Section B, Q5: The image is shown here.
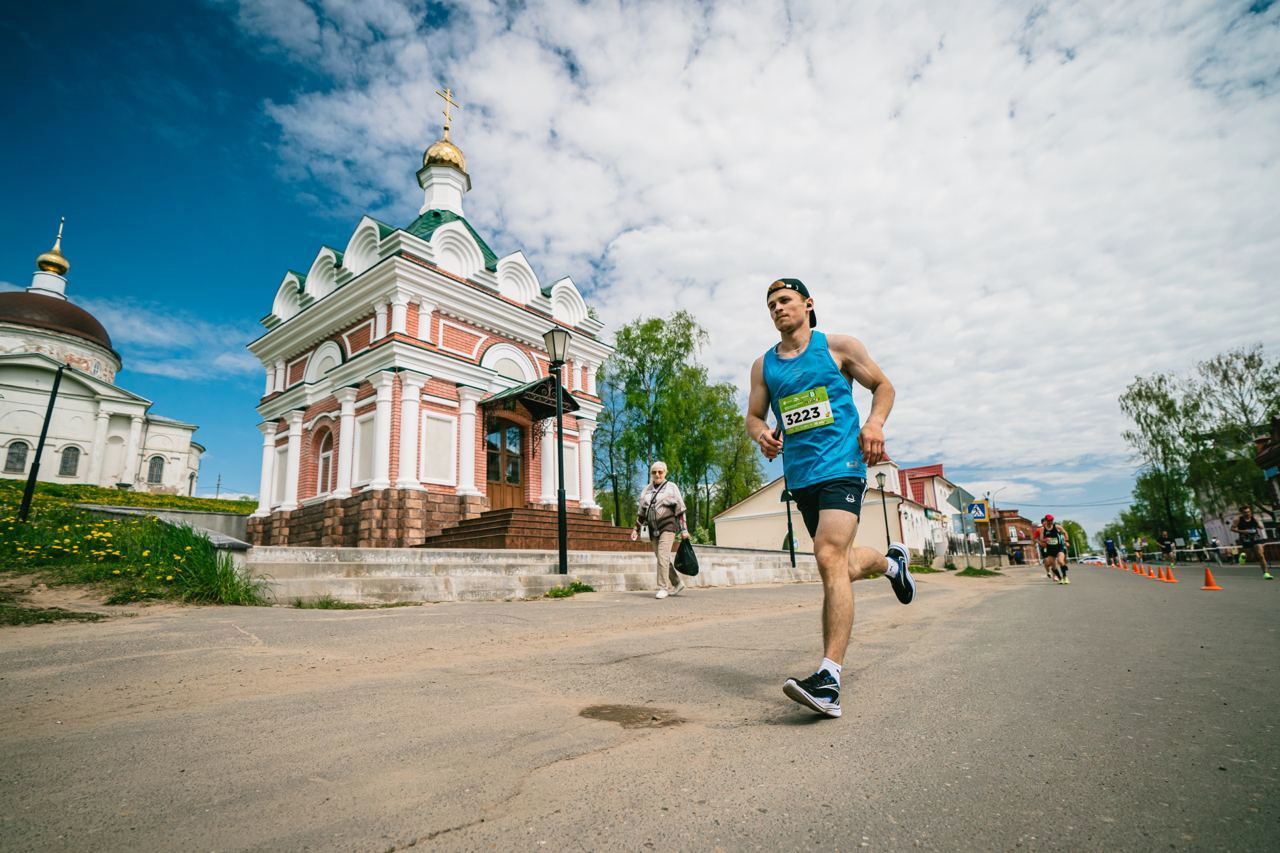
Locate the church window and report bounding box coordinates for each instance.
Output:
[4,441,28,473]
[59,446,81,476]
[316,432,334,495]
[147,455,165,484]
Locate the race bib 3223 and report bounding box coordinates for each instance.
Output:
[779,386,835,434]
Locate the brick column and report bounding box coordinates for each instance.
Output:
[457,386,484,496]
[333,387,357,499]
[578,418,598,509]
[253,422,278,516]
[281,410,304,511]
[390,294,410,335]
[396,373,428,488]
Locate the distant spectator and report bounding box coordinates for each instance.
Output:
[631,461,690,599]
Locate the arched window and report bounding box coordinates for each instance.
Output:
[316,431,334,496]
[4,441,28,473]
[147,455,165,484]
[59,446,81,476]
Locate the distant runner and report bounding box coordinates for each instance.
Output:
[746,278,913,719]
[1104,536,1119,567]
[1034,514,1069,584]
[1232,506,1272,580]
[1158,530,1176,565]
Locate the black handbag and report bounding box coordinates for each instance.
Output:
[674,538,699,576]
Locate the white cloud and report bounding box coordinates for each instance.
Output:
[78,296,262,382]
[226,0,1280,509]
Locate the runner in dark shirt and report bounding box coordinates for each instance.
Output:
[1232,506,1271,579]
[1158,531,1176,564]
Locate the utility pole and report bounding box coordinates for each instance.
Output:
[215,474,222,500]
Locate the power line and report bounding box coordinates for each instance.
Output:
[1011,498,1132,508]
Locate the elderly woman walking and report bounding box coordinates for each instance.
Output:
[630,461,691,599]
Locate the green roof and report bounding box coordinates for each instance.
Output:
[405,209,499,272]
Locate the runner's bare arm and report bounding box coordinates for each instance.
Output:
[746,356,782,460]
[828,334,894,465]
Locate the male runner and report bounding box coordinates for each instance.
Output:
[746,278,912,719]
[1158,530,1176,565]
[1034,515,1069,583]
[1232,505,1272,579]
[1104,536,1119,567]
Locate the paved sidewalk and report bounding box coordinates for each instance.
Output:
[1,565,1276,850]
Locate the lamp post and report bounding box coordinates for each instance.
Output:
[19,364,66,522]
[542,326,573,575]
[875,471,891,549]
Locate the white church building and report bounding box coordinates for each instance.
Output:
[0,225,204,494]
[246,92,613,548]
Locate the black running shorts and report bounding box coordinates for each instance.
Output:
[788,477,866,539]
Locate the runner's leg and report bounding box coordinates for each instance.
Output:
[811,509,861,665]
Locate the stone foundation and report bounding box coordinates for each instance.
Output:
[247,489,488,548]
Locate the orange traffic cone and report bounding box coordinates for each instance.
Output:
[1201,567,1223,591]
[1166,565,1179,584]
[1147,565,1156,579]
[1132,562,1142,574]
[1158,565,1168,582]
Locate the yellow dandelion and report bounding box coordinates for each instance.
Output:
[165,575,173,581]
[112,569,121,575]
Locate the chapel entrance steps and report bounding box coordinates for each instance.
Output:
[244,545,819,604]
[416,507,651,552]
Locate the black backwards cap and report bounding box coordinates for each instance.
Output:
[766,278,817,327]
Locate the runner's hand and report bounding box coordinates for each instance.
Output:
[681,531,690,540]
[757,427,783,460]
[859,422,886,464]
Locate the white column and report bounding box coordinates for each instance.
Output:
[281,410,304,511]
[333,388,357,499]
[88,410,110,486]
[457,386,484,496]
[253,422,278,516]
[390,294,410,336]
[585,361,597,396]
[578,419,598,509]
[396,373,427,489]
[122,415,143,486]
[539,420,555,505]
[274,359,285,392]
[263,367,275,396]
[415,299,434,342]
[370,371,396,489]
[374,301,388,340]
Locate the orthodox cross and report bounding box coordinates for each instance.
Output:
[435,87,461,138]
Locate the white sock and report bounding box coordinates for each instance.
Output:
[819,658,842,683]
[883,556,900,578]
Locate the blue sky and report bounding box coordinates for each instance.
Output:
[3,1,1277,538]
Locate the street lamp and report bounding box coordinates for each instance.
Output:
[875,471,891,549]
[542,326,573,575]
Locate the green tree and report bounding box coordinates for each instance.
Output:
[1060,519,1088,556]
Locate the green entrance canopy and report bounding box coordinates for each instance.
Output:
[481,377,580,421]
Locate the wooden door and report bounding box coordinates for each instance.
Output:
[485,419,524,509]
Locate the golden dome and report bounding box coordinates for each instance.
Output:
[36,218,69,276]
[424,136,467,173]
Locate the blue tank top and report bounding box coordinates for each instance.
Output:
[762,330,865,489]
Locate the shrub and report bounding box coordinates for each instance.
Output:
[545,580,595,598]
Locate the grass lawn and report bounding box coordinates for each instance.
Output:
[1,480,267,608]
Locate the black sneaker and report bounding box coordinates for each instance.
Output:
[783,670,841,718]
[886,542,914,604]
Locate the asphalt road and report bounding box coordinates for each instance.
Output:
[1,561,1276,851]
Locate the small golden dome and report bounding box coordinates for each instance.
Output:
[36,218,69,276]
[424,136,467,173]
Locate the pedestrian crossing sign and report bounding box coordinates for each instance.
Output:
[967,501,989,521]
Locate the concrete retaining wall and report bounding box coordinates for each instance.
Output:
[247,544,821,604]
